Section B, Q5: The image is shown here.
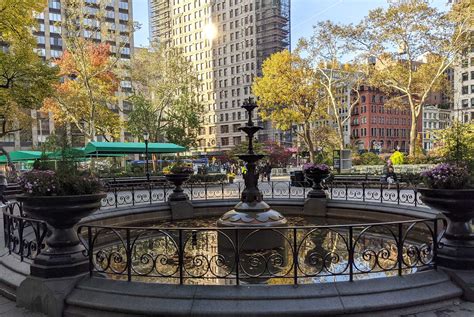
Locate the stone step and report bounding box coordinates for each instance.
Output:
[64,270,463,316]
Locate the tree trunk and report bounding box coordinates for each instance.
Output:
[303,123,316,163]
[409,111,417,156]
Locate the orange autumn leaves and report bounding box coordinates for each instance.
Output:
[43,40,121,140]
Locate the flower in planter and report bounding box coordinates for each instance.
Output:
[19,169,103,196]
[163,162,194,175]
[303,163,330,175]
[421,163,469,190]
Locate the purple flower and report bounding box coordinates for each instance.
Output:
[303,163,330,174]
[421,163,469,189]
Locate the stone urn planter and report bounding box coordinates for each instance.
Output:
[304,171,330,198]
[165,173,191,201]
[17,193,106,278]
[418,188,474,270]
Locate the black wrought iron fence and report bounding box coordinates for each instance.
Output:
[99,181,425,209]
[2,204,48,261]
[76,218,440,285]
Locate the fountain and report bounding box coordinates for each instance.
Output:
[217,98,287,251]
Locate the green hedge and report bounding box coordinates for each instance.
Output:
[189,174,227,183]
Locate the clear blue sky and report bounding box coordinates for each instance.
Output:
[132,0,450,48]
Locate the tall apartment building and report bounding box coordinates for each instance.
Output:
[148,0,290,153]
[454,50,474,122]
[450,0,473,123]
[0,0,134,152]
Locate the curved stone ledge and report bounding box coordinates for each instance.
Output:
[64,270,462,316]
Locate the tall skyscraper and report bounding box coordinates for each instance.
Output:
[148,0,290,153]
[0,0,134,152]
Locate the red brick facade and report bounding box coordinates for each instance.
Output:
[350,86,422,153]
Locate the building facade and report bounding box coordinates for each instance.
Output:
[454,48,474,123]
[350,86,416,153]
[0,0,134,152]
[421,105,451,151]
[148,0,290,152]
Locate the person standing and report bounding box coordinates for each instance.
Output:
[0,171,8,204]
[264,162,272,182]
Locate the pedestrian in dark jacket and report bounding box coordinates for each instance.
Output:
[264,162,272,182]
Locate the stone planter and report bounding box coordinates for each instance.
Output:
[304,172,330,198]
[418,188,474,270]
[165,173,191,201]
[17,193,106,278]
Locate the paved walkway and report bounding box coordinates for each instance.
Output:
[0,295,43,316]
[0,292,472,316]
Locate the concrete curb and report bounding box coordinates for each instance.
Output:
[63,270,462,316]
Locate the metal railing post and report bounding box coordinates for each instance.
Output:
[179,229,184,285]
[349,226,354,282]
[88,226,93,277]
[126,228,132,281]
[235,229,240,285]
[397,223,403,276]
[293,228,298,285]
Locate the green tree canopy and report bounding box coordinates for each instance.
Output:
[333,0,470,156]
[128,44,204,148]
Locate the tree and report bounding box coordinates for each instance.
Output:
[432,121,474,170]
[128,44,204,148]
[298,21,364,150]
[253,50,326,162]
[335,0,470,156]
[42,0,136,143]
[263,141,293,167]
[0,0,57,168]
[0,0,46,43]
[43,40,122,142]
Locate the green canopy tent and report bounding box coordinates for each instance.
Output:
[84,142,187,155]
[0,151,43,164]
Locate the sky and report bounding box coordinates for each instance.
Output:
[132,0,451,49]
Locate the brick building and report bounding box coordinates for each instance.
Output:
[350,86,419,153]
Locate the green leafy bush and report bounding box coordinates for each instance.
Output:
[354,152,384,165]
[188,174,227,183]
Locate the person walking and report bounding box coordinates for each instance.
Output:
[0,171,8,204]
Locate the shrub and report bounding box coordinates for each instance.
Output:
[389,151,404,165]
[188,174,227,183]
[357,152,384,165]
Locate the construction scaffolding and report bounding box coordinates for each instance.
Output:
[255,0,291,75]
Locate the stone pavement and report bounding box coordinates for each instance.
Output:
[0,295,43,316]
[403,300,474,317]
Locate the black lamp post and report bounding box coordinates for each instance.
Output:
[143,131,150,182]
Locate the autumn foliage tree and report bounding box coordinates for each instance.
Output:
[0,0,57,166]
[253,50,326,162]
[43,40,121,142]
[334,0,470,156]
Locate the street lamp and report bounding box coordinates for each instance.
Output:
[143,131,150,182]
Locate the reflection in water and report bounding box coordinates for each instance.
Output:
[85,216,435,285]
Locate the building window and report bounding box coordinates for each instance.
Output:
[221,137,229,146]
[462,72,469,81]
[462,86,469,95]
[220,125,229,133]
[462,99,468,107]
